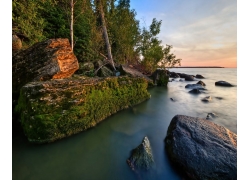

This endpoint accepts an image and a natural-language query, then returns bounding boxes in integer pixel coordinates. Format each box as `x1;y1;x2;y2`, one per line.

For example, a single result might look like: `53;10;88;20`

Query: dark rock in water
185;75;195;81
185;84;206;90
201;96;212;102
127;136;154;171
215;81;233;87
206;113;218;119
195;74;205;79
177;73;188;78
189;89;202;94
169;72;180;78
165;115;237;180
197;80;206;86
215;97;223;100
179;79;184;82
170;98;175;101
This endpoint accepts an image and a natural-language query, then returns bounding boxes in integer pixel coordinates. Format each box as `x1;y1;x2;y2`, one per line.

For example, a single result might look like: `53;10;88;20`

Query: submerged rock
201;96;212;102
215;81;233;87
206;113;218;119
165;115;237;180
189;89;202;94
127;136;154;171
185;84;206;90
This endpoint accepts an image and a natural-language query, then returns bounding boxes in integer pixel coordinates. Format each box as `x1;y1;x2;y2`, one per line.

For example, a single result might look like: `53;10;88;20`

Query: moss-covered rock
15;76;150;143
151;69;169;86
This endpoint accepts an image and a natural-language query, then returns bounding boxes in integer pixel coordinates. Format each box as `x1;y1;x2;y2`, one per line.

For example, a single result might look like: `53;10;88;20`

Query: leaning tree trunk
70;0;74;50
97;0;116;70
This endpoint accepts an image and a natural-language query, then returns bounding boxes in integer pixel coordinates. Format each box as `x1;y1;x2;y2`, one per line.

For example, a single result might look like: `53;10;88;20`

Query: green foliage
12;0;46;47
138;18;181;74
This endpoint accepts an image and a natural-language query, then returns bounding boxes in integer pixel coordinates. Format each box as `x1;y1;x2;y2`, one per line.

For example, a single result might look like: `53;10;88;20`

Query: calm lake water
12;68;237;180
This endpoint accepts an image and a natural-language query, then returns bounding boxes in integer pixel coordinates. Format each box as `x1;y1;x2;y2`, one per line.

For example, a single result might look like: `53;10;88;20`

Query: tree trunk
70;0;74;50
97;0;116;70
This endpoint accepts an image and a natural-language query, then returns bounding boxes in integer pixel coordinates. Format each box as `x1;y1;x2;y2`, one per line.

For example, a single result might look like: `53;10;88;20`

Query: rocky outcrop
15;76;150;143
127;136;154;171
119;65;154;86
150;69;169;86
12;38;79;96
165;115;237;180
195;74;205;79
215;81;234;87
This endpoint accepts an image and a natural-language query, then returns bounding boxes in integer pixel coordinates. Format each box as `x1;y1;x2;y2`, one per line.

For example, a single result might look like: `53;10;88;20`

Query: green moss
15;76;151;143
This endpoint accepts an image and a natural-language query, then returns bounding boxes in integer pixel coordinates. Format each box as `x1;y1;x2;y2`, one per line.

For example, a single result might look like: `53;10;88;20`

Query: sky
130;0;237;68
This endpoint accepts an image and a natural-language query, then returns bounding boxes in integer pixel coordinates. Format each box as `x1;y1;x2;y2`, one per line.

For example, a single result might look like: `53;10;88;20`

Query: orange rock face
12;38;79;96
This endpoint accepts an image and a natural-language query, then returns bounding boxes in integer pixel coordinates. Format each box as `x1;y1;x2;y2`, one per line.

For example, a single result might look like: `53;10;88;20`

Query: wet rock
169;72;180;78
185;84;206;90
197;80;206;86
127;136;154;171
215;81;233;87
170;98;175;101
12;38;79;96
206;113;218;119
185;75;195;81
165;115;237;180
195;74;205;79
201;96;212;102
189;89;202;94
215;97;223;100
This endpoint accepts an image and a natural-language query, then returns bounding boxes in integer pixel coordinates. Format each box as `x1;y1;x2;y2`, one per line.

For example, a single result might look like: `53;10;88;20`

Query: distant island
174;66;224;68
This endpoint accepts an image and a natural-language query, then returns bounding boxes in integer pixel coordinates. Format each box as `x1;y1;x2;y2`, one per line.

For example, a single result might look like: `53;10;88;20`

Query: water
12;68;237;180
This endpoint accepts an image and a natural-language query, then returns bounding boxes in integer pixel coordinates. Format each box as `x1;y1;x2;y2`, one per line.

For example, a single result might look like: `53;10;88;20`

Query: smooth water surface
12;68;237;180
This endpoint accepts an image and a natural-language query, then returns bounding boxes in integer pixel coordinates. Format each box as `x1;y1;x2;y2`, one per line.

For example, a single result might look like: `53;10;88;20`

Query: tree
159;45;181;70
96;0;116;70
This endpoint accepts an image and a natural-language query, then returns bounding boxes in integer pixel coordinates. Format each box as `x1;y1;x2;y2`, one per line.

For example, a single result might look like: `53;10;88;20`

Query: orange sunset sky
131;0;237;68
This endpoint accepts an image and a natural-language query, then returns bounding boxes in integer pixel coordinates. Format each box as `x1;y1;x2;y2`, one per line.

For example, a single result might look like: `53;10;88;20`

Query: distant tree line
12;0;181;74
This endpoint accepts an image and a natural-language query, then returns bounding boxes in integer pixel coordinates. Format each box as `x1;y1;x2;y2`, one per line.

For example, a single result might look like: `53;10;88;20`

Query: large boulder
12;38;79;96
189;89;202;94
127;136;154;171
165;115;237;180
215;81;234;87
151;69;169;86
15;76;150;143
